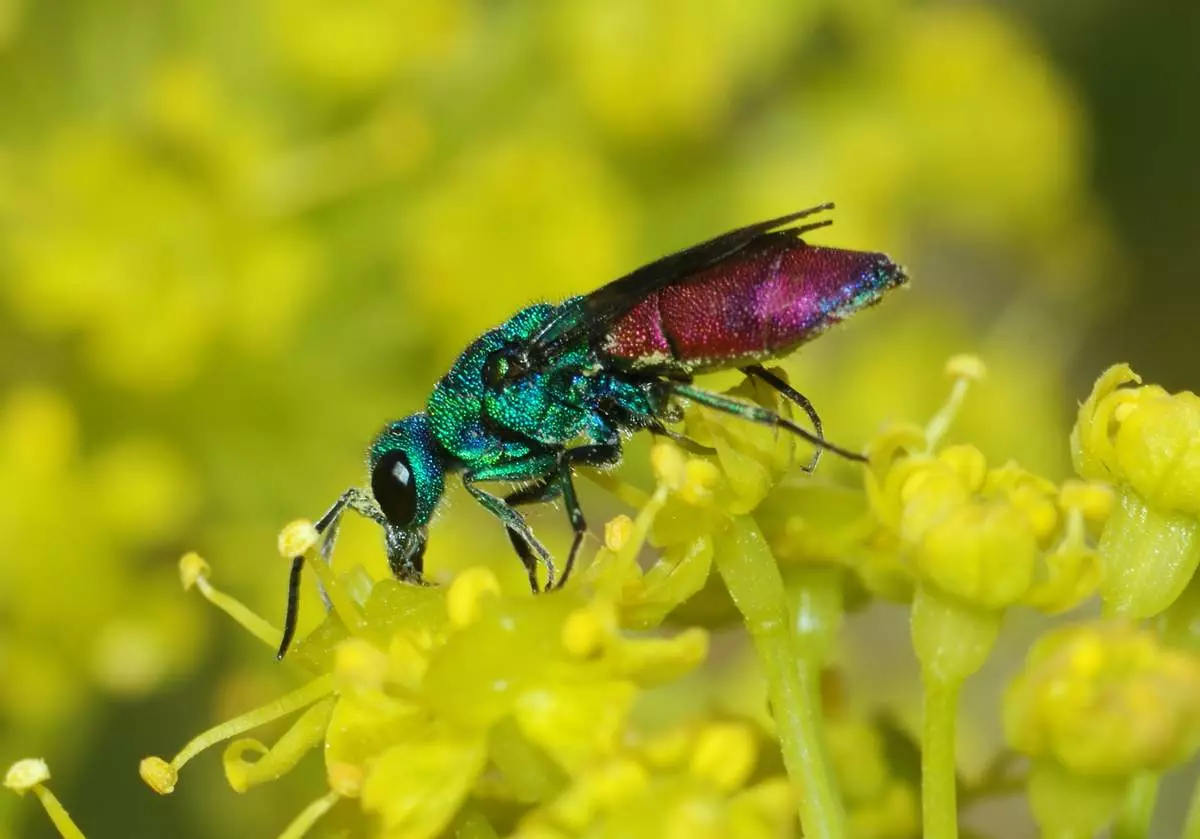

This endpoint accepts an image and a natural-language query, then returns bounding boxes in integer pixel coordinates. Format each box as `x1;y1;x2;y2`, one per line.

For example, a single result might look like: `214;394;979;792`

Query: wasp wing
524;204;835;365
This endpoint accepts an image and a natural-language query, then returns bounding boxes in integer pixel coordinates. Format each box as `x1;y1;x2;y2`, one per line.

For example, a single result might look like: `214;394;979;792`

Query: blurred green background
0;1;1196;837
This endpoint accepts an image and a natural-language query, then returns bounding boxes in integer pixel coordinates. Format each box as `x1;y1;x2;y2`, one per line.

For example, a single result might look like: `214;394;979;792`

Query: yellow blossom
1072;363;1200;616
144;540;710;839
1005;621;1200;778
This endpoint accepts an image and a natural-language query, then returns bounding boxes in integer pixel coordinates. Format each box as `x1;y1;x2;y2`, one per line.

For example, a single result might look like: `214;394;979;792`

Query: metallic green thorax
370;299;660;523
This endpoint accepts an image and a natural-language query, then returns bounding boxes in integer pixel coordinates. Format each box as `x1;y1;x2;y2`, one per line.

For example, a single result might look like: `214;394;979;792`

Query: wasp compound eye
371;449;418;527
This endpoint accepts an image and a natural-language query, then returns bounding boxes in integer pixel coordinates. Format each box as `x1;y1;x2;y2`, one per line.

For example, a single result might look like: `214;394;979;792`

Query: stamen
224;698;336;793
179;553;281;648
4;760;88;839
141;673;335;795
925;354;988;451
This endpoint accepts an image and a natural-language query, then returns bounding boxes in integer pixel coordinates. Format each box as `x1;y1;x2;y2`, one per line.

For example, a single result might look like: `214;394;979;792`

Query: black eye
372;449;417;526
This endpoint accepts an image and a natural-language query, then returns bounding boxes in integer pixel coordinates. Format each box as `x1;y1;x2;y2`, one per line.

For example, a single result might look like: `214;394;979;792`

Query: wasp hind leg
741;364;826;472
647;419;717;455
668;381;866;467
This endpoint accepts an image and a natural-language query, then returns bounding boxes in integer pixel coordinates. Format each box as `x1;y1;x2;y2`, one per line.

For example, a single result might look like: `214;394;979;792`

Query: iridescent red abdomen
601;239;907;372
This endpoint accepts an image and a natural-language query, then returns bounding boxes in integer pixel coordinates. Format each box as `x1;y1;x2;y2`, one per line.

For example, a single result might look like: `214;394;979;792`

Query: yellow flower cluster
0;0;1152;836
8;357;1199;839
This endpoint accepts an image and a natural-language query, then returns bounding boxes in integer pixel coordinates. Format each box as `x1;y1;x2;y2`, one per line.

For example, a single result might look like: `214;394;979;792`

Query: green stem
1112;773;1158;839
921;673;961;839
714;516;847;839
1183;773;1200;839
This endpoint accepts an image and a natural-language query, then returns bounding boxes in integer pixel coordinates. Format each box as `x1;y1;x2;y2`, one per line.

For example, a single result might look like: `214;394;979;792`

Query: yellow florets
1005;621;1200;777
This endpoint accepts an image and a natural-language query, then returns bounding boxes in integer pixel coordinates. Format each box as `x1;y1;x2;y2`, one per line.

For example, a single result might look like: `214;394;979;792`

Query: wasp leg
741;364;825;472
668;382;866;464
504;477;562;593
646;419;717;456
464;457;559;589
554;442;622;588
278;487;383;660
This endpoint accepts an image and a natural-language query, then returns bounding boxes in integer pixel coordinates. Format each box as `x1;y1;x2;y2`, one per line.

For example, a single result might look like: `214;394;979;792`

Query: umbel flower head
142;535;732;839
864;357;1109;681
1072;363;1200;617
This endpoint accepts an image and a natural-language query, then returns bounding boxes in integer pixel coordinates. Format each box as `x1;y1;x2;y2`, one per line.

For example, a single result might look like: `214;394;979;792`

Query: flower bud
1072;364;1200;616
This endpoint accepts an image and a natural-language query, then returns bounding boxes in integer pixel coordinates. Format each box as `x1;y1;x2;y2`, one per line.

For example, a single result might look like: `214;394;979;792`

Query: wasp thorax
482;348;530;391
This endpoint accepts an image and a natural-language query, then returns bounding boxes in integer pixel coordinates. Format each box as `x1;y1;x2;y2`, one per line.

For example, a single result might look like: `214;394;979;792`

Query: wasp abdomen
602;241;906;371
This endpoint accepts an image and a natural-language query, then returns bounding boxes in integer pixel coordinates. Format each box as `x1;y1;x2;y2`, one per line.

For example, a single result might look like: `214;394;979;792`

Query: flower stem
30;784;87;839
714;516;847;839
921;673;961;839
1183;773;1200;839
277;789;341;839
1112;772;1158;839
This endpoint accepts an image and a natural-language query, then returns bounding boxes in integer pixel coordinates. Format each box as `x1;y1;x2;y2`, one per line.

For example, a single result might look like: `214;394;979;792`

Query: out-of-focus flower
1006;621;1200;778
403;130;634;352
826;718;920;839
0;386;205;720
738;3;1092;268
552;0;816;146
1005;621;1200;836
1072;364;1200;617
262;0;471;95
0;63;321;391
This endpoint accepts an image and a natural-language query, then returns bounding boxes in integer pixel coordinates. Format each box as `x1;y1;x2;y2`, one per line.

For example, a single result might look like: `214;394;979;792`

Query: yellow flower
551;0;816;145
867;361;1105;624
145;545;708;839
1005;621;1200;778
263;0;471;94
826;719;920;839
1072;364;1200;616
514;722;794;839
1;63;320;391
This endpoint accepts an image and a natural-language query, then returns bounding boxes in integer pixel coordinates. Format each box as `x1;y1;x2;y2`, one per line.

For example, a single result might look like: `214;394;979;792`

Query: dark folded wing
524;203;835;364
